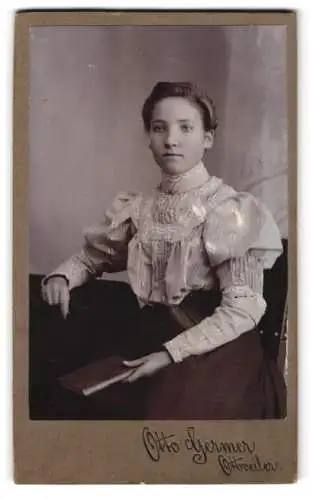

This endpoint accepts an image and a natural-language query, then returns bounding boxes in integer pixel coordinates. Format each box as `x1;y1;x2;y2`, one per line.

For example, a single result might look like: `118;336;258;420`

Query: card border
13;10;297;484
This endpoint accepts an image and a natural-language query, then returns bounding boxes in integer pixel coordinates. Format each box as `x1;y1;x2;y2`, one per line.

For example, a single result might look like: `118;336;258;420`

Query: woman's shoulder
201;176;274;221
201;177;283;268
83;191;144;235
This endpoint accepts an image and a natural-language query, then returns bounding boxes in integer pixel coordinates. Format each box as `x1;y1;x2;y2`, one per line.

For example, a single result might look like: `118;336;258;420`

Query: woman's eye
152;125;165;133
181;124;193;133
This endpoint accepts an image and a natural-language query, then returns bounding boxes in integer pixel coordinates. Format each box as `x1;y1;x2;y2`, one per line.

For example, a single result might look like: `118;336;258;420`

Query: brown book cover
58;355;134;396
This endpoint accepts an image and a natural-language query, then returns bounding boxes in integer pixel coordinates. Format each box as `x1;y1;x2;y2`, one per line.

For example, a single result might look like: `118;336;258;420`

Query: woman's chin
159;160;192;176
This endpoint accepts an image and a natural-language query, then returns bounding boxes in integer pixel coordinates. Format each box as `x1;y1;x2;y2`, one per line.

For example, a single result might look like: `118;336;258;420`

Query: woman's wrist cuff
42;274;70;286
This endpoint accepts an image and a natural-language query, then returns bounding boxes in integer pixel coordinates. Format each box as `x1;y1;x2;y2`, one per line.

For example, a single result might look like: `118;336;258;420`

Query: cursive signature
142;426;180;462
141;426;278;475
218;454;278;476
185;426;255;465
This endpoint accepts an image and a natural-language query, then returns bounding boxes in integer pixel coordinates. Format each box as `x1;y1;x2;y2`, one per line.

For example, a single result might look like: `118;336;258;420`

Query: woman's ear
204;130;214;150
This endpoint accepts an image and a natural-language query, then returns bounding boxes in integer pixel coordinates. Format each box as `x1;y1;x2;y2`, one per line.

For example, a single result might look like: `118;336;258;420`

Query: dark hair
142;81;218;133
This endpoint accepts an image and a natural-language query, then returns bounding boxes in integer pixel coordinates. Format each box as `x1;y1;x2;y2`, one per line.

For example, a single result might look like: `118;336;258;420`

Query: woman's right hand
41;276;71;318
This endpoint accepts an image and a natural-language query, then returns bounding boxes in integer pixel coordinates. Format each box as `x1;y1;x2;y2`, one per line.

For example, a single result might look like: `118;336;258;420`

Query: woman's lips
163;153;184;158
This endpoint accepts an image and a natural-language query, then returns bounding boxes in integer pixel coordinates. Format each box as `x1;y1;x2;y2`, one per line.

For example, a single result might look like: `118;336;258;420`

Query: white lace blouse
43;163;283;363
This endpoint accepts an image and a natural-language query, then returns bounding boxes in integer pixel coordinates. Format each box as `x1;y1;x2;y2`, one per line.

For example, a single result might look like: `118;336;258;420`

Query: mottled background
29;26;287;277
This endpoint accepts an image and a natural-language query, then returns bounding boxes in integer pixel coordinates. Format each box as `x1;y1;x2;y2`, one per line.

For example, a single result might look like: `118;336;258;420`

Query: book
58;355;134;396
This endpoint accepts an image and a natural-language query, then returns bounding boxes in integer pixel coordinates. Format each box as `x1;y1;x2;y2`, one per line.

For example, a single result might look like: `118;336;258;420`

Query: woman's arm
42;238;128;291
42;191;140;291
163;250;267;363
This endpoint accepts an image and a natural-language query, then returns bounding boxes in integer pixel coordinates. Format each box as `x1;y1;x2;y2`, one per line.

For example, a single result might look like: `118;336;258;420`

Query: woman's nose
164;127;180;147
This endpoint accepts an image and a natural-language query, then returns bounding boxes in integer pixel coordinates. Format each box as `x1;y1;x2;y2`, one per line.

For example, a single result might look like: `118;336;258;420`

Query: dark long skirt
129;301;286;420
29;276;286;420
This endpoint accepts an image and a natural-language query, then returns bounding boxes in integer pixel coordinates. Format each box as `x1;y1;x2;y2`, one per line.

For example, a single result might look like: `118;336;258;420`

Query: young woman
41;81;286;419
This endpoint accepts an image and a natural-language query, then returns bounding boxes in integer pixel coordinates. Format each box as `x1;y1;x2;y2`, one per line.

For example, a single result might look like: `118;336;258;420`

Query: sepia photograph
28;24;288;420
13;11;297;484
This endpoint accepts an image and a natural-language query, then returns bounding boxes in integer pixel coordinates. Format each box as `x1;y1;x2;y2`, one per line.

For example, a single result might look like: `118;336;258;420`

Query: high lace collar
159;162;210;194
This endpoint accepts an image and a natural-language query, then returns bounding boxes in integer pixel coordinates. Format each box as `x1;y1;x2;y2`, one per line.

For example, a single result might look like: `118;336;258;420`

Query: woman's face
148;97;213;175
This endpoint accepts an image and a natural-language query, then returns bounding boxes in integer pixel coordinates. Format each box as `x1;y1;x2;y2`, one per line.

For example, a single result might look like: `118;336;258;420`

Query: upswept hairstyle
142;81;218;133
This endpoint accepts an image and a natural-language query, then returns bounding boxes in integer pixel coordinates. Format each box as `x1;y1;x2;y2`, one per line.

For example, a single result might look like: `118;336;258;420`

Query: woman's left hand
123;351;172;383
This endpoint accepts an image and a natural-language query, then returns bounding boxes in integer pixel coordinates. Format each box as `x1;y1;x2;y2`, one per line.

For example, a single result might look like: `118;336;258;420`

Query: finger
59;286;70;318
123;356;149;368
45;285;55;305
125;365;146;383
50;284;61;305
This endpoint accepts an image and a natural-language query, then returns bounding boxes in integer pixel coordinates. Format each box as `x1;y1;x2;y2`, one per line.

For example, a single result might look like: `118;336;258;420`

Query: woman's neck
159;162;209;194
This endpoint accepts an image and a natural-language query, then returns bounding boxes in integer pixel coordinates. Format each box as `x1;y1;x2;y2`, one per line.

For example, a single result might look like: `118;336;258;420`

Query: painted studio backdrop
29;26;288;278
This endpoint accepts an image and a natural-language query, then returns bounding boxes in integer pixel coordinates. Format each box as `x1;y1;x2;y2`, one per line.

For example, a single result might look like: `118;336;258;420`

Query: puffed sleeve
164;193;283;363
202;191;282;269
42;191;141;290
